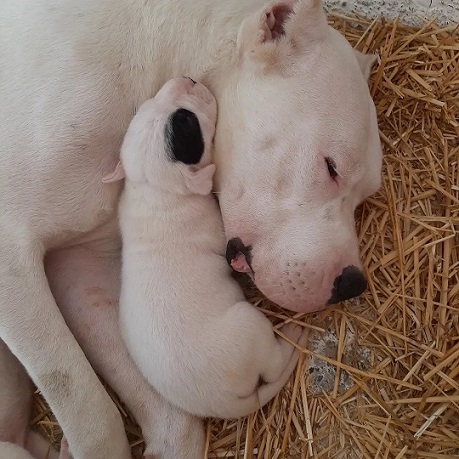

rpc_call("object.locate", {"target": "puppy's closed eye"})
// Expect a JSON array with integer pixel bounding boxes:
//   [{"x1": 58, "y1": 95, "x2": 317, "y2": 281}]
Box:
[{"x1": 165, "y1": 108, "x2": 205, "y2": 165}]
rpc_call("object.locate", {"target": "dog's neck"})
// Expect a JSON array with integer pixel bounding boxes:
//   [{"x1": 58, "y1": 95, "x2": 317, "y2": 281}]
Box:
[
  {"x1": 109, "y1": 0, "x2": 264, "y2": 192},
  {"x1": 116, "y1": 0, "x2": 264, "y2": 108}
]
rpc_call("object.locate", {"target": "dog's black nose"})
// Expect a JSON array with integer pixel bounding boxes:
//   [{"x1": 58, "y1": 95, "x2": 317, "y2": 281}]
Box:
[{"x1": 327, "y1": 266, "x2": 367, "y2": 304}]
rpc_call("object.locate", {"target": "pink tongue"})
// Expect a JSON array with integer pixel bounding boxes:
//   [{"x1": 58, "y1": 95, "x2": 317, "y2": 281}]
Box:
[{"x1": 230, "y1": 253, "x2": 251, "y2": 273}]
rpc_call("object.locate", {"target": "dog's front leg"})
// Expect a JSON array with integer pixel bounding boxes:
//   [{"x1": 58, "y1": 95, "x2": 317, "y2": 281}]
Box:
[
  {"x1": 0, "y1": 240, "x2": 131, "y2": 459},
  {"x1": 45, "y1": 223, "x2": 205, "y2": 459}
]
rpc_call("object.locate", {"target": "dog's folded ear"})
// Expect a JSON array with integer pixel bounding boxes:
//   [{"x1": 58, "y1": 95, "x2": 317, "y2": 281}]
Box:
[
  {"x1": 102, "y1": 161, "x2": 126, "y2": 183},
  {"x1": 237, "y1": 0, "x2": 327, "y2": 63},
  {"x1": 181, "y1": 164, "x2": 216, "y2": 195}
]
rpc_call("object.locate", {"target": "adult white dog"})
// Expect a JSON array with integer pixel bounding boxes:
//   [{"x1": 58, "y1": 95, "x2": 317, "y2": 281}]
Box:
[
  {"x1": 0, "y1": 0, "x2": 382, "y2": 458},
  {"x1": 107, "y1": 76, "x2": 308, "y2": 419}
]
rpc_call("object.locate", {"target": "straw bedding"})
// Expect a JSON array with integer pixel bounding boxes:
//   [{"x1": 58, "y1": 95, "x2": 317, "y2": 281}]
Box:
[{"x1": 32, "y1": 15, "x2": 459, "y2": 459}]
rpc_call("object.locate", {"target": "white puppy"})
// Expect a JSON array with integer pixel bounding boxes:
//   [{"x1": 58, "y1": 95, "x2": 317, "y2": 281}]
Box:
[{"x1": 104, "y1": 77, "x2": 307, "y2": 419}]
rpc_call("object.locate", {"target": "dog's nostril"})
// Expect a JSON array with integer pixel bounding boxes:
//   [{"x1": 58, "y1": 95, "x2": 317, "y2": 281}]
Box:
[
  {"x1": 188, "y1": 77, "x2": 196, "y2": 84},
  {"x1": 327, "y1": 265, "x2": 367, "y2": 305}
]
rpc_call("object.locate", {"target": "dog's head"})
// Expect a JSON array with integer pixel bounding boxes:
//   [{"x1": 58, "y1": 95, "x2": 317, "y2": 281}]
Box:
[
  {"x1": 210, "y1": 0, "x2": 382, "y2": 313},
  {"x1": 104, "y1": 77, "x2": 217, "y2": 195}
]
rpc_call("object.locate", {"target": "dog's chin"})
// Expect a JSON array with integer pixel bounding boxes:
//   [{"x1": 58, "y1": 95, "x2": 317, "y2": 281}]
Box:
[
  {"x1": 228, "y1": 268, "x2": 325, "y2": 313},
  {"x1": 251, "y1": 274, "x2": 329, "y2": 314},
  {"x1": 263, "y1": 292, "x2": 328, "y2": 314}
]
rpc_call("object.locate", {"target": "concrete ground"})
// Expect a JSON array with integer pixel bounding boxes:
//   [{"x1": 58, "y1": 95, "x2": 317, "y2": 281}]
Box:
[{"x1": 324, "y1": 0, "x2": 459, "y2": 26}]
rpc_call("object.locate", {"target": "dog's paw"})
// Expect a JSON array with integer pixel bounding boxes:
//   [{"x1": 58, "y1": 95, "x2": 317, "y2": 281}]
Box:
[{"x1": 278, "y1": 322, "x2": 307, "y2": 347}]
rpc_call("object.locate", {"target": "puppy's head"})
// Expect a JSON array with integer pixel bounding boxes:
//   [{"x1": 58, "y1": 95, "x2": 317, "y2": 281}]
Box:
[{"x1": 103, "y1": 77, "x2": 217, "y2": 195}]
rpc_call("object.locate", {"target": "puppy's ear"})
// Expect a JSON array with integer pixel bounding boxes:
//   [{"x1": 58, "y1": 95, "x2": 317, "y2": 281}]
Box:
[
  {"x1": 353, "y1": 50, "x2": 378, "y2": 81},
  {"x1": 237, "y1": 0, "x2": 327, "y2": 60},
  {"x1": 181, "y1": 164, "x2": 216, "y2": 195},
  {"x1": 102, "y1": 162, "x2": 125, "y2": 183}
]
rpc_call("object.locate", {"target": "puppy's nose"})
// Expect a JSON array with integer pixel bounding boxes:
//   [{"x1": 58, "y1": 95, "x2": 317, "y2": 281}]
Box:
[
  {"x1": 226, "y1": 237, "x2": 252, "y2": 270},
  {"x1": 327, "y1": 266, "x2": 367, "y2": 304}
]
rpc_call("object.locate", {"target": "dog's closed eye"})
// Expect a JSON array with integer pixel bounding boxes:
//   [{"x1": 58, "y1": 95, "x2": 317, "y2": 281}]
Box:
[{"x1": 325, "y1": 157, "x2": 338, "y2": 180}]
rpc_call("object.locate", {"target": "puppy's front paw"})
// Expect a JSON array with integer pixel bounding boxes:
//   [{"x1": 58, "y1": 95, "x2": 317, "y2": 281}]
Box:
[{"x1": 278, "y1": 322, "x2": 307, "y2": 347}]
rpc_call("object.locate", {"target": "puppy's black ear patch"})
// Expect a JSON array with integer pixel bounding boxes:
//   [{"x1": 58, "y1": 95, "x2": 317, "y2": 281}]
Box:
[{"x1": 165, "y1": 108, "x2": 205, "y2": 165}]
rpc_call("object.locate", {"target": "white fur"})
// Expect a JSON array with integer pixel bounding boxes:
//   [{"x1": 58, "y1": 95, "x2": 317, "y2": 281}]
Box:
[
  {"x1": 0, "y1": 436, "x2": 68, "y2": 459},
  {"x1": 115, "y1": 78, "x2": 308, "y2": 418},
  {"x1": 0, "y1": 442, "x2": 35, "y2": 459},
  {"x1": 0, "y1": 341, "x2": 59, "y2": 459},
  {"x1": 0, "y1": 0, "x2": 381, "y2": 457}
]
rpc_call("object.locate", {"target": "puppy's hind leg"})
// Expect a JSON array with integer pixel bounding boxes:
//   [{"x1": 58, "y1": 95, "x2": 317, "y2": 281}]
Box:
[{"x1": 222, "y1": 305, "x2": 307, "y2": 418}]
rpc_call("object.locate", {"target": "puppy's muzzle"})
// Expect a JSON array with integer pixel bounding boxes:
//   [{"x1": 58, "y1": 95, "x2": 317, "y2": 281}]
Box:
[{"x1": 226, "y1": 238, "x2": 253, "y2": 274}]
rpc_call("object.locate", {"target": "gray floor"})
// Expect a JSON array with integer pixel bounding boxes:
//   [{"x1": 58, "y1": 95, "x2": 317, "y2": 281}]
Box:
[{"x1": 324, "y1": 0, "x2": 459, "y2": 26}]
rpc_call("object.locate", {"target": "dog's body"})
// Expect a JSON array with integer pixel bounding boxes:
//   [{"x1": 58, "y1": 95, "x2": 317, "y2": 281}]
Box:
[
  {"x1": 112, "y1": 77, "x2": 307, "y2": 419},
  {"x1": 0, "y1": 0, "x2": 382, "y2": 457}
]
